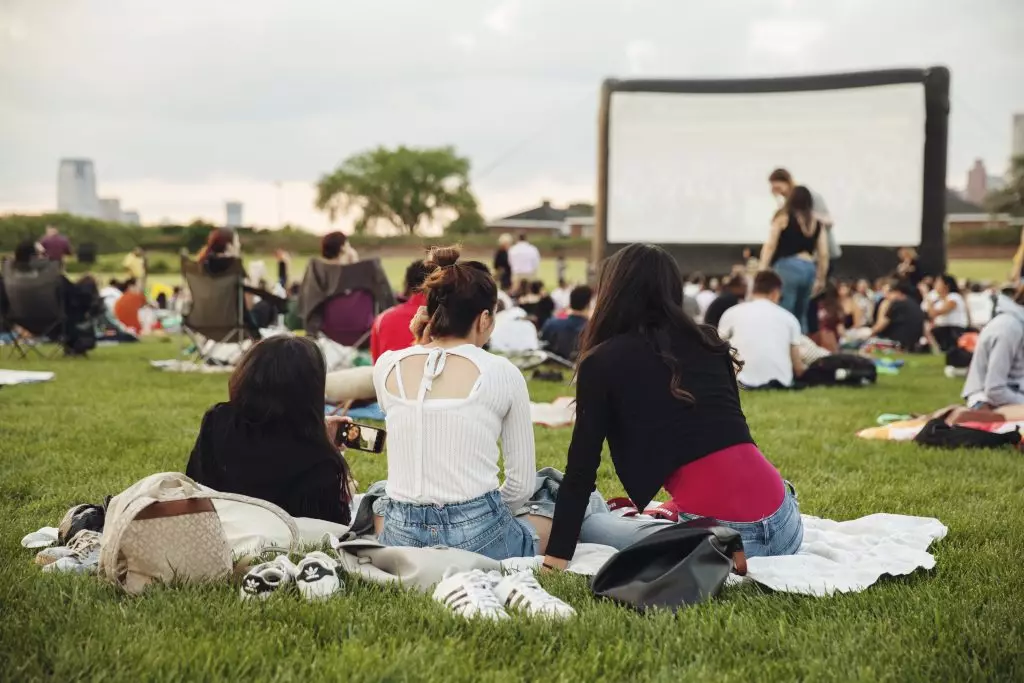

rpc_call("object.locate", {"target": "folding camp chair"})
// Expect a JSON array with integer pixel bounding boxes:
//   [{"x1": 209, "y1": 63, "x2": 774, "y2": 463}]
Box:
[
  {"x1": 300, "y1": 259, "x2": 396, "y2": 349},
  {"x1": 0, "y1": 259, "x2": 68, "y2": 359},
  {"x1": 180, "y1": 256, "x2": 254, "y2": 365}
]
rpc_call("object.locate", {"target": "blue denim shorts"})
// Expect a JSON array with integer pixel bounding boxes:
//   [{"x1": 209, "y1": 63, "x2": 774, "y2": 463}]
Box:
[
  {"x1": 378, "y1": 490, "x2": 538, "y2": 562},
  {"x1": 674, "y1": 483, "x2": 804, "y2": 557}
]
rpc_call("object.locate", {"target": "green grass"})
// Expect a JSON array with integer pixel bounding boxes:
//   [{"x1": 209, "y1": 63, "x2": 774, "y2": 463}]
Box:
[{"x1": 1, "y1": 343, "x2": 1022, "y2": 682}]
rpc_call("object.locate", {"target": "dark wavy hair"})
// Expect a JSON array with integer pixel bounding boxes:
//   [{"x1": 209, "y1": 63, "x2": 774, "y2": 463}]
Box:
[
  {"x1": 577, "y1": 243, "x2": 741, "y2": 404},
  {"x1": 227, "y1": 336, "x2": 352, "y2": 508}
]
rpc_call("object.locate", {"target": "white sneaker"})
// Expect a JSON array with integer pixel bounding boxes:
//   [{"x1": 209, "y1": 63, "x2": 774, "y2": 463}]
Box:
[
  {"x1": 432, "y1": 569, "x2": 509, "y2": 620},
  {"x1": 240, "y1": 556, "x2": 295, "y2": 600},
  {"x1": 294, "y1": 552, "x2": 343, "y2": 601},
  {"x1": 491, "y1": 571, "x2": 576, "y2": 619}
]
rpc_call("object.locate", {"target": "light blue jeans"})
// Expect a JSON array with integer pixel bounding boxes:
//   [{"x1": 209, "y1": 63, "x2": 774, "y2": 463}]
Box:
[
  {"x1": 774, "y1": 255, "x2": 817, "y2": 333},
  {"x1": 378, "y1": 490, "x2": 538, "y2": 562},
  {"x1": 573, "y1": 486, "x2": 803, "y2": 558}
]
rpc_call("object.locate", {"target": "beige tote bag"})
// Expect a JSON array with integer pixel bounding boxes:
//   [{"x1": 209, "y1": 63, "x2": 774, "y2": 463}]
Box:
[{"x1": 99, "y1": 472, "x2": 299, "y2": 594}]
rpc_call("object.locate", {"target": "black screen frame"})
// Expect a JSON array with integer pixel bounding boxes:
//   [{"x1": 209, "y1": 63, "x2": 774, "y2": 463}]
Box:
[{"x1": 594, "y1": 67, "x2": 950, "y2": 280}]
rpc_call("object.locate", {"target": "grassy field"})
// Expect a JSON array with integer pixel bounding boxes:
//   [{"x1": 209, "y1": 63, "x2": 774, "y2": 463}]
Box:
[
  {"x1": 93, "y1": 255, "x2": 1011, "y2": 296},
  {"x1": 1, "y1": 342, "x2": 1022, "y2": 681}
]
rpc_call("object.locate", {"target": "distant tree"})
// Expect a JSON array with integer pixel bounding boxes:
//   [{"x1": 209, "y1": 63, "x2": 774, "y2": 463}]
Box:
[
  {"x1": 986, "y1": 155, "x2": 1024, "y2": 217},
  {"x1": 315, "y1": 145, "x2": 481, "y2": 235},
  {"x1": 566, "y1": 202, "x2": 595, "y2": 217}
]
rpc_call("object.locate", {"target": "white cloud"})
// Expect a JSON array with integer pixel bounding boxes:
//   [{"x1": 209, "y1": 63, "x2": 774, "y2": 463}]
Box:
[
  {"x1": 747, "y1": 19, "x2": 827, "y2": 57},
  {"x1": 451, "y1": 32, "x2": 478, "y2": 52},
  {"x1": 625, "y1": 40, "x2": 659, "y2": 75},
  {"x1": 483, "y1": 0, "x2": 522, "y2": 34}
]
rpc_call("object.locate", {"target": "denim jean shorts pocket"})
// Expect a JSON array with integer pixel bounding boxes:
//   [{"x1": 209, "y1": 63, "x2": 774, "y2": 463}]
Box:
[
  {"x1": 448, "y1": 514, "x2": 507, "y2": 553},
  {"x1": 378, "y1": 524, "x2": 428, "y2": 549}
]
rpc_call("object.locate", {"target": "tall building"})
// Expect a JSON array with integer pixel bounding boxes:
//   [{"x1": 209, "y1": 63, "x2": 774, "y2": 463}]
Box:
[
  {"x1": 121, "y1": 210, "x2": 141, "y2": 225},
  {"x1": 225, "y1": 201, "x2": 243, "y2": 228},
  {"x1": 57, "y1": 158, "x2": 100, "y2": 218},
  {"x1": 965, "y1": 159, "x2": 988, "y2": 205},
  {"x1": 1014, "y1": 113, "x2": 1024, "y2": 158},
  {"x1": 99, "y1": 197, "x2": 123, "y2": 223}
]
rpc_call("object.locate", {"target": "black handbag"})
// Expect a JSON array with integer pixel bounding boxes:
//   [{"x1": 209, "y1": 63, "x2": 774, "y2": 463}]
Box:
[
  {"x1": 590, "y1": 521, "x2": 745, "y2": 613},
  {"x1": 913, "y1": 417, "x2": 1021, "y2": 449}
]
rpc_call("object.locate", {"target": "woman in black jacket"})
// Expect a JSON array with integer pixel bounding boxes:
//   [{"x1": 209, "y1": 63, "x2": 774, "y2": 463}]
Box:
[
  {"x1": 543, "y1": 244, "x2": 803, "y2": 569},
  {"x1": 186, "y1": 336, "x2": 355, "y2": 524}
]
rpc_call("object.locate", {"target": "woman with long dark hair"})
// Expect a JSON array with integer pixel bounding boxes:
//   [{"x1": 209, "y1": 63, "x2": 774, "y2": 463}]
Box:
[
  {"x1": 186, "y1": 336, "x2": 355, "y2": 524},
  {"x1": 542, "y1": 244, "x2": 803, "y2": 569},
  {"x1": 759, "y1": 185, "x2": 830, "y2": 331}
]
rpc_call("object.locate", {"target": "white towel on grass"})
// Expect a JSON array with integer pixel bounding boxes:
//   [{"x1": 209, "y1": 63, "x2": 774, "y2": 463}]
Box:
[
  {"x1": 508, "y1": 513, "x2": 947, "y2": 597},
  {"x1": 0, "y1": 369, "x2": 55, "y2": 385}
]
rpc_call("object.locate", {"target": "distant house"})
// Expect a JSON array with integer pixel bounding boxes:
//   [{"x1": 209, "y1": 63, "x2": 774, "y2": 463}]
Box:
[
  {"x1": 945, "y1": 189, "x2": 1020, "y2": 232},
  {"x1": 486, "y1": 200, "x2": 594, "y2": 239}
]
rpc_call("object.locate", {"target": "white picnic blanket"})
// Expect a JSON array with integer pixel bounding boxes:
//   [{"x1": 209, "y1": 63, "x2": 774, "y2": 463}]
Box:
[
  {"x1": 508, "y1": 513, "x2": 947, "y2": 596},
  {"x1": 0, "y1": 369, "x2": 55, "y2": 385},
  {"x1": 530, "y1": 396, "x2": 576, "y2": 428}
]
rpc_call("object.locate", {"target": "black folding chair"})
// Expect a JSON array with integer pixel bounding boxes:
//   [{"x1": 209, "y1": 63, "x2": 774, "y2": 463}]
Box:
[
  {"x1": 0, "y1": 259, "x2": 68, "y2": 359},
  {"x1": 180, "y1": 256, "x2": 254, "y2": 364}
]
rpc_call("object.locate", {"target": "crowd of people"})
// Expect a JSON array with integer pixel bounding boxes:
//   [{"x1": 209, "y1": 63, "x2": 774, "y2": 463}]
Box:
[
  {"x1": 187, "y1": 243, "x2": 804, "y2": 569},
  {"x1": 7, "y1": 182, "x2": 1024, "y2": 577}
]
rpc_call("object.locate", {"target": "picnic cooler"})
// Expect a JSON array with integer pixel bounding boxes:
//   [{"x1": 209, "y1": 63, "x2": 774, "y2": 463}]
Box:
[{"x1": 99, "y1": 472, "x2": 299, "y2": 594}]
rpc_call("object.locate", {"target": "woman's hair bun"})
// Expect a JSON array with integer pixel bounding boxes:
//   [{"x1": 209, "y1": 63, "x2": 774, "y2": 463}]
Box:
[{"x1": 427, "y1": 245, "x2": 461, "y2": 268}]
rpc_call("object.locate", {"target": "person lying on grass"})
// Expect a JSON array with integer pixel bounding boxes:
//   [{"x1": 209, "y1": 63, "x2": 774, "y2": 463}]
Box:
[
  {"x1": 186, "y1": 335, "x2": 356, "y2": 525},
  {"x1": 542, "y1": 243, "x2": 805, "y2": 572}
]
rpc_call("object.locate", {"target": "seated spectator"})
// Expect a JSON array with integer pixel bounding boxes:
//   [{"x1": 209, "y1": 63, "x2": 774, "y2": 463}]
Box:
[
  {"x1": 186, "y1": 336, "x2": 355, "y2": 524},
  {"x1": 540, "y1": 285, "x2": 592, "y2": 360},
  {"x1": 924, "y1": 274, "x2": 969, "y2": 352},
  {"x1": 370, "y1": 259, "x2": 431, "y2": 361},
  {"x1": 961, "y1": 285, "x2": 1024, "y2": 409},
  {"x1": 99, "y1": 279, "x2": 123, "y2": 310},
  {"x1": 853, "y1": 279, "x2": 875, "y2": 326},
  {"x1": 870, "y1": 280, "x2": 926, "y2": 352},
  {"x1": 197, "y1": 228, "x2": 286, "y2": 335},
  {"x1": 812, "y1": 283, "x2": 844, "y2": 353},
  {"x1": 838, "y1": 281, "x2": 864, "y2": 329},
  {"x1": 718, "y1": 270, "x2": 804, "y2": 388},
  {"x1": 703, "y1": 276, "x2": 746, "y2": 328},
  {"x1": 696, "y1": 278, "x2": 718, "y2": 316},
  {"x1": 1, "y1": 241, "x2": 101, "y2": 355},
  {"x1": 373, "y1": 246, "x2": 536, "y2": 561},
  {"x1": 113, "y1": 278, "x2": 148, "y2": 333},
  {"x1": 550, "y1": 278, "x2": 571, "y2": 313},
  {"x1": 542, "y1": 243, "x2": 802, "y2": 571},
  {"x1": 320, "y1": 231, "x2": 359, "y2": 266},
  {"x1": 965, "y1": 283, "x2": 995, "y2": 328},
  {"x1": 518, "y1": 280, "x2": 555, "y2": 330}
]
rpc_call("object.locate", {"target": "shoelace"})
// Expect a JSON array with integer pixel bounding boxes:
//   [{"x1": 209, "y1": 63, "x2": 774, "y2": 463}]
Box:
[
  {"x1": 502, "y1": 573, "x2": 566, "y2": 611},
  {"x1": 66, "y1": 531, "x2": 101, "y2": 558},
  {"x1": 446, "y1": 571, "x2": 505, "y2": 614}
]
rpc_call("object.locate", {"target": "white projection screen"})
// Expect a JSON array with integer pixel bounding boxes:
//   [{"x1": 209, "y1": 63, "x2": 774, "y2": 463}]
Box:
[{"x1": 596, "y1": 68, "x2": 950, "y2": 278}]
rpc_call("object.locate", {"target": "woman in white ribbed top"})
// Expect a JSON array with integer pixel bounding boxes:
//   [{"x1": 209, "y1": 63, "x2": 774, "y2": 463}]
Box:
[{"x1": 372, "y1": 246, "x2": 538, "y2": 561}]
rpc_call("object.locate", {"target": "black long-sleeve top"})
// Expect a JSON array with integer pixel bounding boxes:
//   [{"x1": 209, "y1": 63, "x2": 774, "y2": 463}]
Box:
[
  {"x1": 545, "y1": 330, "x2": 753, "y2": 560},
  {"x1": 186, "y1": 403, "x2": 351, "y2": 525}
]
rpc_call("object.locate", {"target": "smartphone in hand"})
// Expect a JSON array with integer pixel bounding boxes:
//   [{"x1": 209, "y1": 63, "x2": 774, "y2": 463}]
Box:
[{"x1": 334, "y1": 422, "x2": 386, "y2": 453}]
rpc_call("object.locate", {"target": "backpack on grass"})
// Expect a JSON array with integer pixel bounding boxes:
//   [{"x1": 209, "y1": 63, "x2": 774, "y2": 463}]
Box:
[
  {"x1": 802, "y1": 354, "x2": 877, "y2": 387},
  {"x1": 99, "y1": 472, "x2": 299, "y2": 594},
  {"x1": 913, "y1": 418, "x2": 1021, "y2": 450}
]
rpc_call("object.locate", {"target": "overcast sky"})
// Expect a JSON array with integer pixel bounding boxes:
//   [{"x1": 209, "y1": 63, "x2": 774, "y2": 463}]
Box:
[{"x1": 1, "y1": 0, "x2": 1021, "y2": 231}]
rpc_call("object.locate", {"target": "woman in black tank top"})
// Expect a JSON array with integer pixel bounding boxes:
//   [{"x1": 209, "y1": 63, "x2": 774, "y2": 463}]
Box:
[{"x1": 758, "y1": 186, "x2": 829, "y2": 332}]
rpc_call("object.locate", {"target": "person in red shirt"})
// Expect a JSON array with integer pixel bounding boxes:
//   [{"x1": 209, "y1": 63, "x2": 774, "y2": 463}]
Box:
[{"x1": 370, "y1": 260, "x2": 431, "y2": 361}]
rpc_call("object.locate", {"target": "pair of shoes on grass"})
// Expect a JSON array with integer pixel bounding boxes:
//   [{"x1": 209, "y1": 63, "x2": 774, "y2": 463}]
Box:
[
  {"x1": 433, "y1": 569, "x2": 575, "y2": 621},
  {"x1": 37, "y1": 529, "x2": 102, "y2": 574},
  {"x1": 241, "y1": 552, "x2": 342, "y2": 601}
]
